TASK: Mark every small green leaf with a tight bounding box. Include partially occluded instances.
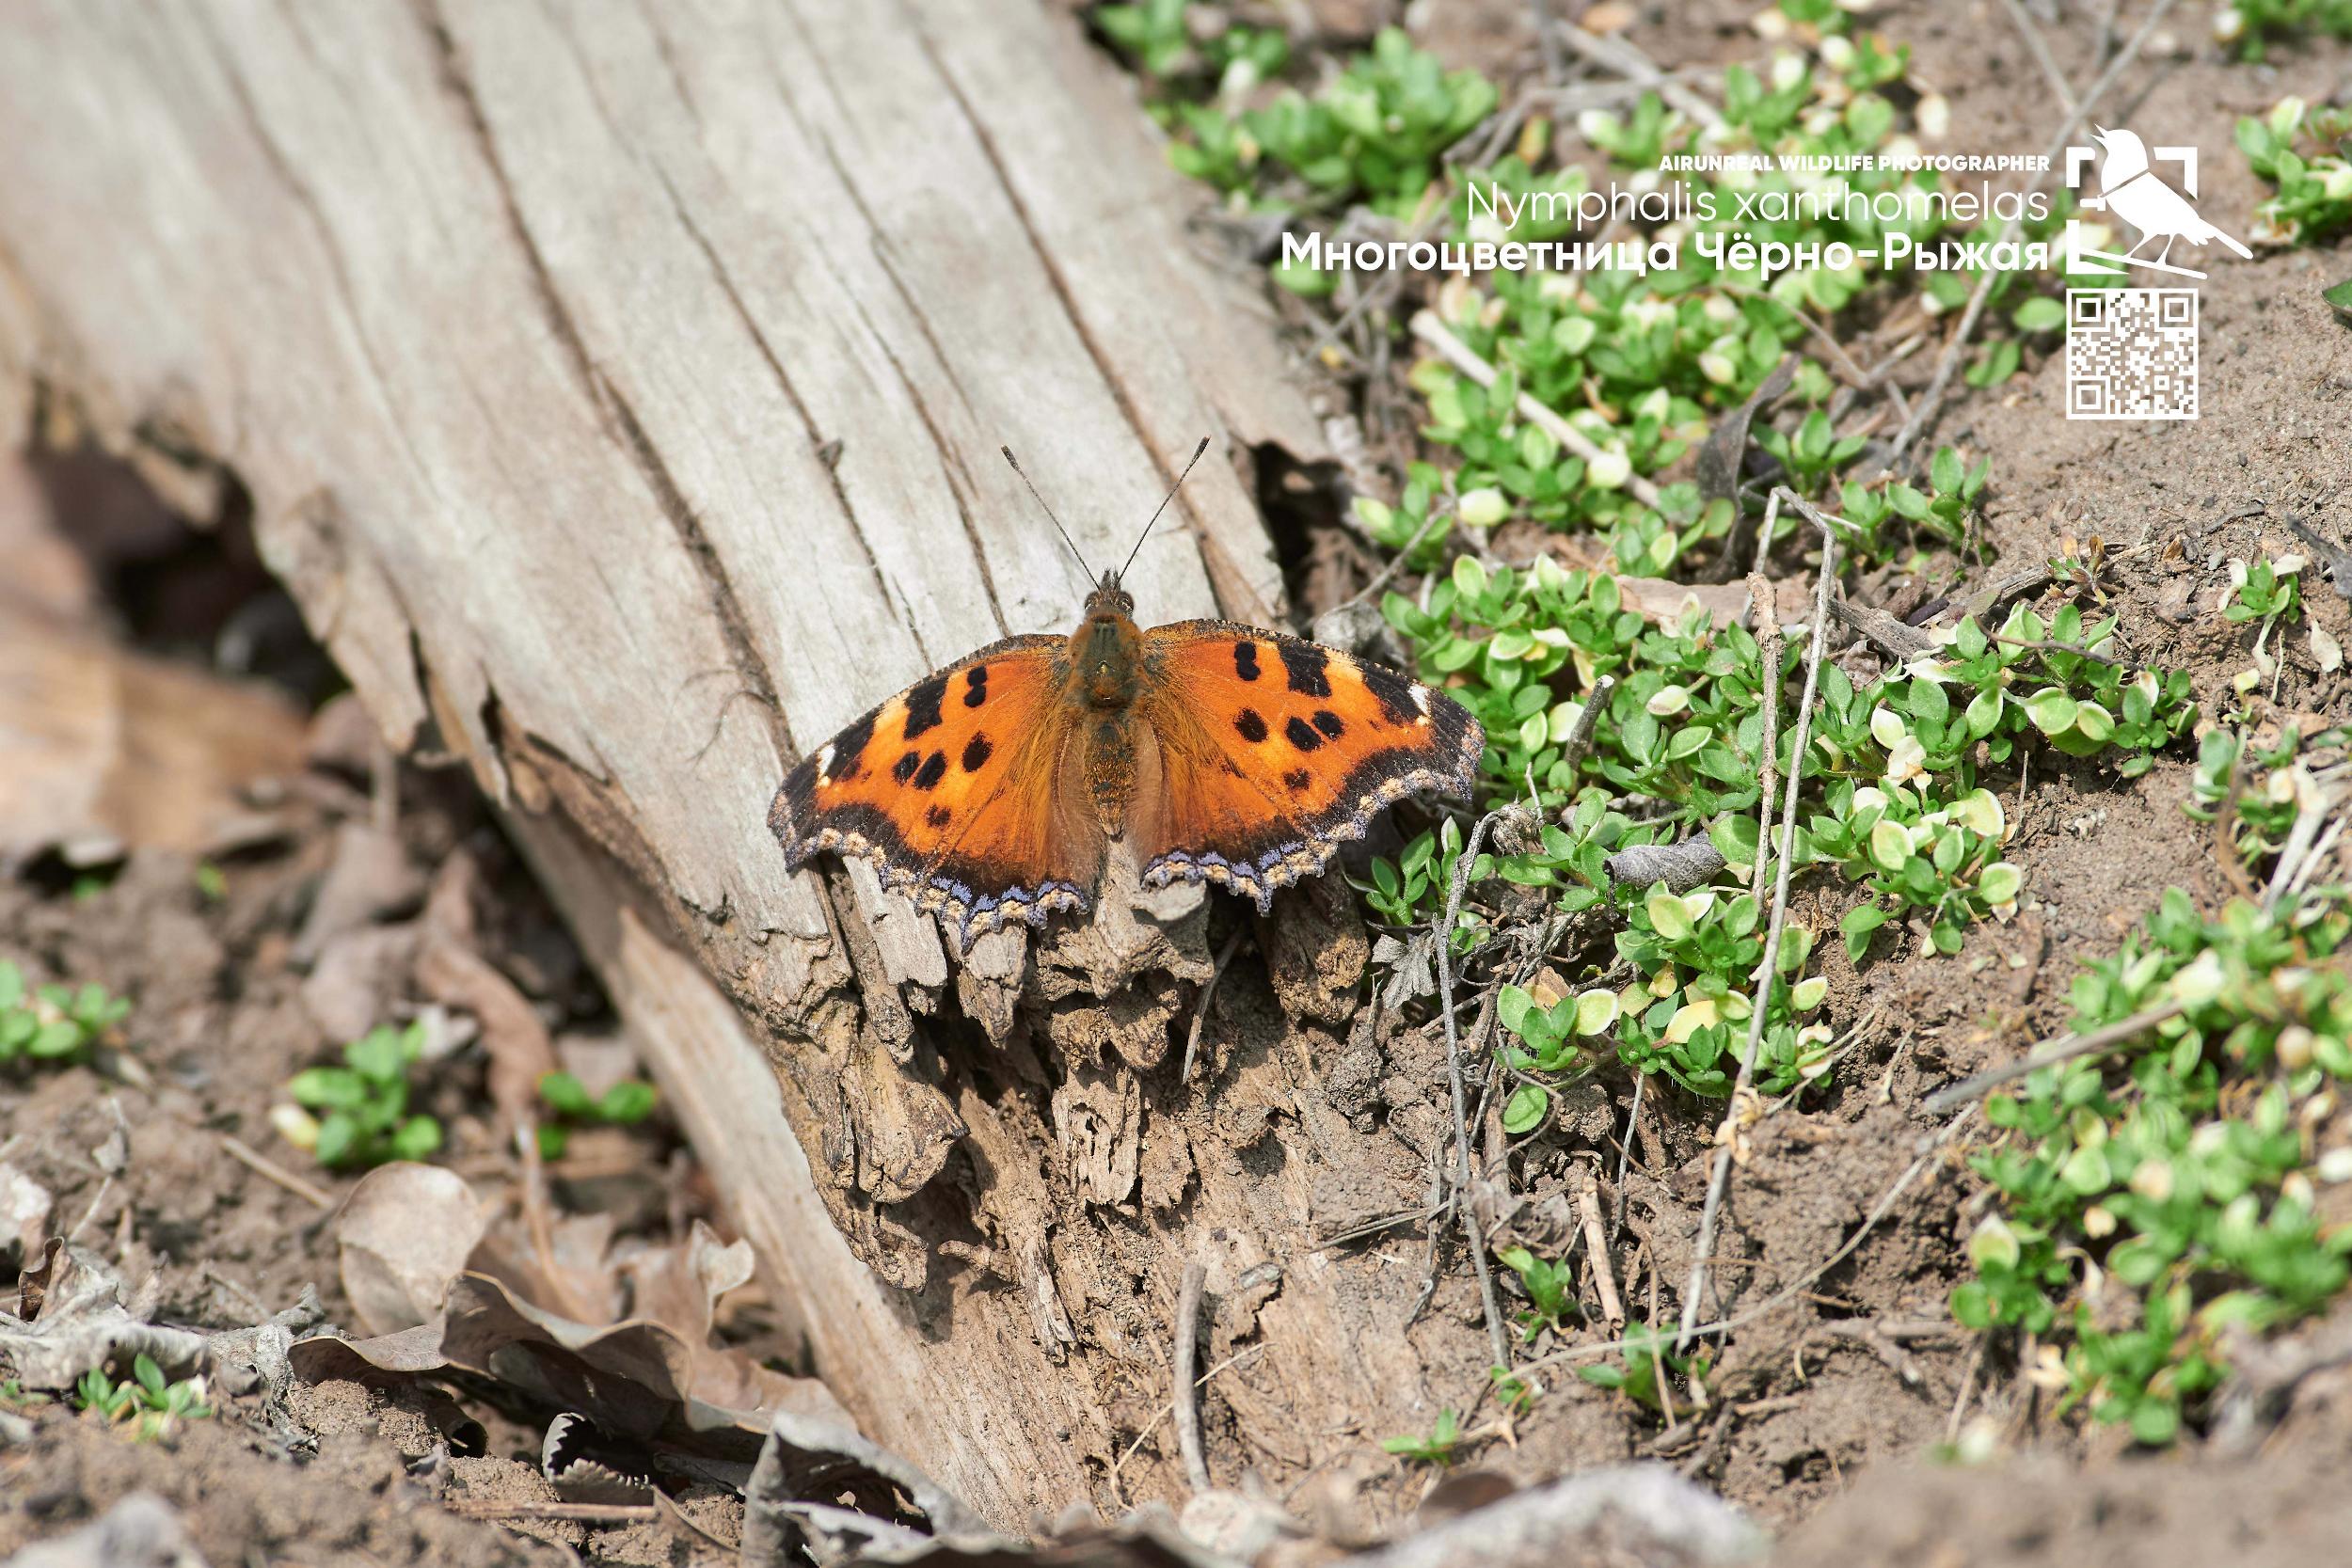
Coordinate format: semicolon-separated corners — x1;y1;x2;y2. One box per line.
1646;884;1695;942
2011;295;2064;332
1867;819;1912;874
538;1071;594;1117
28;1021;82;1058
315;1113;359;1168
391;1116;444;1163
599;1081;657;1123
1841;903;1888;960
2024;689;2079;736
2326;275;2352;325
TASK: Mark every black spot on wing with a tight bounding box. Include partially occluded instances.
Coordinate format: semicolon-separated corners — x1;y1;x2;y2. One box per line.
1279;641;1331;698
961;734;993;773
1235;708;1268;744
1358;658;1421;726
1283;768;1311;793
1284;715;1324;752
963;665;989;708
892;752;921;784
903;674;949;740
1233;641;1261;682
925;804;952;829
913;752;947;790
1312;709;1345;739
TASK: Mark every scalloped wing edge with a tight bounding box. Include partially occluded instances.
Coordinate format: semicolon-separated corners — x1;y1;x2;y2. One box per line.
787;822;1090;953
1140;726;1484;913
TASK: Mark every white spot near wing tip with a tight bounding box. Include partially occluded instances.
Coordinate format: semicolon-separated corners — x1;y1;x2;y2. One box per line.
815;743;835;782
1411;685;1432;721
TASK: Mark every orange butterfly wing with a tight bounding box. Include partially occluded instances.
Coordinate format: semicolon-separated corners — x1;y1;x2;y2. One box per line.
769;635;1101;943
1130;621;1483;910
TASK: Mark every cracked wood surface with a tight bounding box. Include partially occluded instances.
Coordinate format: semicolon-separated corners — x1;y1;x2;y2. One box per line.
0;0;1385;1529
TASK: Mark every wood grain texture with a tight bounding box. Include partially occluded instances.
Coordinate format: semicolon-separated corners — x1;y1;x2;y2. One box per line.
0;0;1415;1529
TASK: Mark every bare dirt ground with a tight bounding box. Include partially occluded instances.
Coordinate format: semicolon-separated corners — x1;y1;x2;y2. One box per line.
6;1;2352;1565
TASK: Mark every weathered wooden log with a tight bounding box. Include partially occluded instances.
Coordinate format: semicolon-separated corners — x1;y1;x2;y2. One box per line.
0;0;1449;1528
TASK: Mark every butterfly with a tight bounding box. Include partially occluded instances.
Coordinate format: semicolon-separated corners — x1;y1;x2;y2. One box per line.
769;442;1484;949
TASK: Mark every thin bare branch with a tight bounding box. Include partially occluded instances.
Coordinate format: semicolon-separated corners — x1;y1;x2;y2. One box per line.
1921;999;2186;1114
1172;1257;1211;1494
1437;810;1516;1371
1677;489;1836;1349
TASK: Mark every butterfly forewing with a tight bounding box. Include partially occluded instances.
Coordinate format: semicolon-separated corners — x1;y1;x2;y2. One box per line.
1132;621;1483;910
770;634;1097;939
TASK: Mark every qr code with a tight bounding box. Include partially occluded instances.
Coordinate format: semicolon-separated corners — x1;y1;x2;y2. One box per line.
2066;288;2197;420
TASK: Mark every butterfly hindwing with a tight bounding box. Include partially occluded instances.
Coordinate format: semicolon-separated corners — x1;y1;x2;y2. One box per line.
770;634;1098;942
1132;620;1483;909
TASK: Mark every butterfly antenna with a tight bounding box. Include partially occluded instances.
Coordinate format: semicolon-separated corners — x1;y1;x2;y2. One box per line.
1117;437;1212;581
1001;446;1095;580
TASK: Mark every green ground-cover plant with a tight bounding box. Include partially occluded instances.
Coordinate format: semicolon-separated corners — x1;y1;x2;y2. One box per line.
2225;552;2304;630
1094;0;1288;98
1163;25;1495;225
2186;725;2348;868
1578;1319;1714;1415
2217;1;2352;61
1835;445;1990;557
2239;97;2352;246
0;962;129;1068
1119;7;2322;1449
1367;561;2196;1111
1379;1406;1464;1465
534;1070;660;1160
1956;888;2352;1445
1496;1244;1579;1340
1378;556;1772;818
73;1354;211;1441
279;1020;442;1169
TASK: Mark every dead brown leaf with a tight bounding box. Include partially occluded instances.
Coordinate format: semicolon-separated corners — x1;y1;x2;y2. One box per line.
333;1162;490;1337
0;598;305;866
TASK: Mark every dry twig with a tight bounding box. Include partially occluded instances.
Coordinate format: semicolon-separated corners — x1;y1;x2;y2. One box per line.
1577;1174;1625;1327
1677;488;1837;1349
1435;808;1517;1371
1921;999;2187;1114
218;1132;333;1212
1518;1107;1980;1383
1183;930;1246;1084
1172;1258;1211;1495
1997;0;2079;111
1743;565;1785;903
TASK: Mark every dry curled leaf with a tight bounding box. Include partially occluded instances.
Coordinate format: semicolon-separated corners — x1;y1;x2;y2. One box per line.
297;1215;846;1449
1;1242;208;1391
333;1162;490;1337
0;599;305;867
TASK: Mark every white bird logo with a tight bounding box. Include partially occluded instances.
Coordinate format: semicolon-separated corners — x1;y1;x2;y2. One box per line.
2082;126;2251;268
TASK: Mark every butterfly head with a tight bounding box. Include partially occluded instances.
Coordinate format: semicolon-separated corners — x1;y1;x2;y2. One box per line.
1083;568;1136;621
1075;569;1142;706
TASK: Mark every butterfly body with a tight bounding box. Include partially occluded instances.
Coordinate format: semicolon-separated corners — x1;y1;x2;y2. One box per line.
771;571;1482;949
